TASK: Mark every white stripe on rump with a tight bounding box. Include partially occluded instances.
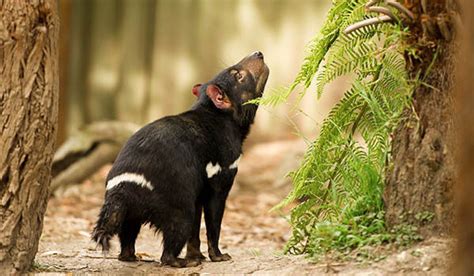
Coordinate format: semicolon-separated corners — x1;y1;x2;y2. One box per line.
106;173;154;191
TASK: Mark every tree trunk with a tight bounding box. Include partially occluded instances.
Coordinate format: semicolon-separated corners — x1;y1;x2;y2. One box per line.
67;0;92;129
384;1;458;234
85;0;121;122
0;0;59;274
454;0;474;274
57;0;72;146
116;0;156;124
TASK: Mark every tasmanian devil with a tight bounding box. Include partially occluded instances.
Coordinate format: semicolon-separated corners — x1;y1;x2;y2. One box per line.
91;51;269;267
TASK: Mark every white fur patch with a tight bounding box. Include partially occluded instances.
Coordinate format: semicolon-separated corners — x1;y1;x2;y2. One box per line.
106;173;153;191
206;162;222;178
229;155;242;170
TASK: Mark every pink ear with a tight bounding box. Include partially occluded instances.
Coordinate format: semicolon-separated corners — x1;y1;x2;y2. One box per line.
192;84;202;97
206;85;232;109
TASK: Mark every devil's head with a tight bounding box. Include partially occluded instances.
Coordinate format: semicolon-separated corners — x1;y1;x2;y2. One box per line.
192;51;270;127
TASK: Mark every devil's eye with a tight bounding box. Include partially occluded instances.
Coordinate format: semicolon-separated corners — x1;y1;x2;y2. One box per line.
235;72;244;82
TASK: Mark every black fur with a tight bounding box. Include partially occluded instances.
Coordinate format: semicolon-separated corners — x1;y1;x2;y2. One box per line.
91;52;269;267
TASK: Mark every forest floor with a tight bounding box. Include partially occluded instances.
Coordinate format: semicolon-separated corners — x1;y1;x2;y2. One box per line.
34;140;452;275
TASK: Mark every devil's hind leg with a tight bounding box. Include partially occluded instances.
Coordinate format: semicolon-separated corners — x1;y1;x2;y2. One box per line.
160;207;201;267
118;219;141;262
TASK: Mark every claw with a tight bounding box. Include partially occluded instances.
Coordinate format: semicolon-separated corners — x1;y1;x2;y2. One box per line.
161;257;201;268
209;253;232;262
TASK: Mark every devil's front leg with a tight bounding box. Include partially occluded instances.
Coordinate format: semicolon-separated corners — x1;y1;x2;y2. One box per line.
203;188;232;262
185;200;206;261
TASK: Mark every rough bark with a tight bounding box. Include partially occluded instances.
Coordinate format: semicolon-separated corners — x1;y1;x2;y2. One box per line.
454;0;474;274
384;1;458;234
0;0;59;273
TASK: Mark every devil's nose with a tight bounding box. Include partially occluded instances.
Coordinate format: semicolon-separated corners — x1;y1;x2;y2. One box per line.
253;51;264;59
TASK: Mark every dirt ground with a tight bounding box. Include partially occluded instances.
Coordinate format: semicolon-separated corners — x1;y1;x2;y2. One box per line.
34;140;452;275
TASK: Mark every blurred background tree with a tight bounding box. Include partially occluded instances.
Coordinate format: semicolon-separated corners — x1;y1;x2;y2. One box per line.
57;0;335;146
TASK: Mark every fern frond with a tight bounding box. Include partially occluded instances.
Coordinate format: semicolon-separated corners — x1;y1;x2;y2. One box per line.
270;0;413;259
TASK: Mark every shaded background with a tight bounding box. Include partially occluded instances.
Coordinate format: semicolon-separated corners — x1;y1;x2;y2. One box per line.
57;0;341;145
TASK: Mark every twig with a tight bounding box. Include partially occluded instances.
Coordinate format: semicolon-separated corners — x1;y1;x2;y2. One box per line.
365;0;382;8
367;6;397;21
83;255;117;260
421;0;428;14
346;1;414;35
387;1;415;21
344;15;394;35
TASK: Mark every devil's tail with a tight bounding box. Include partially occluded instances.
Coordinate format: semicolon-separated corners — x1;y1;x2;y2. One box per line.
91;193;126;252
